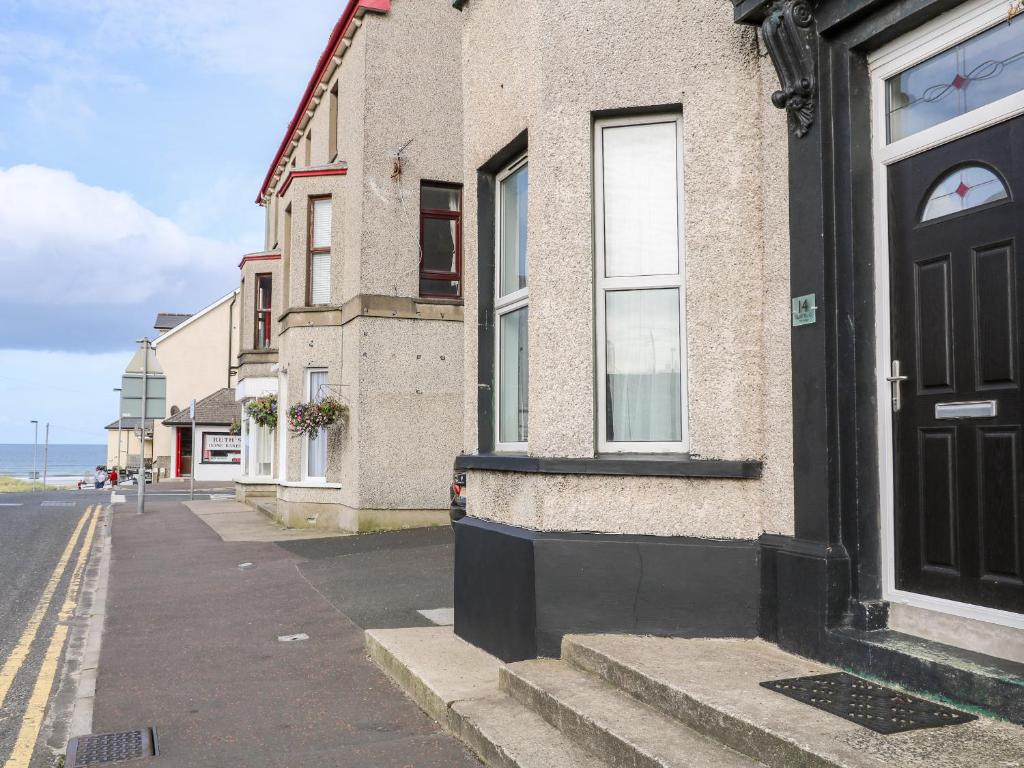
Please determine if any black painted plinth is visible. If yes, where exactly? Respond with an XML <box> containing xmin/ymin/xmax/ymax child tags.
<box><xmin>454</xmin><ymin>517</ymin><xmax>760</xmax><ymax>662</ymax></box>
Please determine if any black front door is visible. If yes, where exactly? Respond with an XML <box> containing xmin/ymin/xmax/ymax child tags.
<box><xmin>889</xmin><ymin>115</ymin><xmax>1024</xmax><ymax>614</ymax></box>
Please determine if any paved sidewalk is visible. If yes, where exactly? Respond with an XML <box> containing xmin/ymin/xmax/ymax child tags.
<box><xmin>91</xmin><ymin>501</ymin><xmax>480</xmax><ymax>768</ymax></box>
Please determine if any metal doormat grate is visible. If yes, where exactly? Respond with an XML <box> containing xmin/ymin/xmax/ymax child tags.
<box><xmin>66</xmin><ymin>727</ymin><xmax>158</xmax><ymax>765</ymax></box>
<box><xmin>760</xmin><ymin>672</ymin><xmax>977</xmax><ymax>734</ymax></box>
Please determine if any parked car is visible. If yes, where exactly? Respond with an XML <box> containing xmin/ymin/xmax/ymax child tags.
<box><xmin>449</xmin><ymin>469</ymin><xmax>466</xmax><ymax>525</ymax></box>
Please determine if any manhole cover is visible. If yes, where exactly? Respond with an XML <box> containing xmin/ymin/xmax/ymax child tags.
<box><xmin>66</xmin><ymin>727</ymin><xmax>158</xmax><ymax>765</ymax></box>
<box><xmin>761</xmin><ymin>672</ymin><xmax>977</xmax><ymax>734</ymax></box>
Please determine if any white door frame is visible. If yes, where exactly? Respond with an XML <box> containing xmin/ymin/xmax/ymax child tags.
<box><xmin>869</xmin><ymin>0</ymin><xmax>1024</xmax><ymax>629</ymax></box>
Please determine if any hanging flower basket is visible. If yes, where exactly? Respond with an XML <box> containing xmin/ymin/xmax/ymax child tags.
<box><xmin>246</xmin><ymin>395</ymin><xmax>278</xmax><ymax>431</ymax></box>
<box><xmin>288</xmin><ymin>397</ymin><xmax>347</xmax><ymax>438</ymax></box>
<box><xmin>229</xmin><ymin>419</ymin><xmax>242</xmax><ymax>435</ymax></box>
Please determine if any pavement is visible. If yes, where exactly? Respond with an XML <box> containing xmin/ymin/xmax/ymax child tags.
<box><xmin>90</xmin><ymin>499</ymin><xmax>479</xmax><ymax>767</ymax></box>
<box><xmin>0</xmin><ymin>491</ymin><xmax>107</xmax><ymax>768</ymax></box>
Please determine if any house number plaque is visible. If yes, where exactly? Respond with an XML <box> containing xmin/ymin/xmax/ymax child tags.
<box><xmin>792</xmin><ymin>294</ymin><xmax>817</xmax><ymax>326</ymax></box>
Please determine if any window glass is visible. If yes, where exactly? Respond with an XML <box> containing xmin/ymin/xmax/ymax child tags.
<box><xmin>499</xmin><ymin>307</ymin><xmax>529</xmax><ymax>444</ymax></box>
<box><xmin>605</xmin><ymin>290</ymin><xmax>682</xmax><ymax>442</ymax></box>
<box><xmin>602</xmin><ymin>121</ymin><xmax>679</xmax><ymax>277</ymax></box>
<box><xmin>422</xmin><ymin>218</ymin><xmax>457</xmax><ymax>273</ymax></box>
<box><xmin>312</xmin><ymin>198</ymin><xmax>332</xmax><ymax>248</ymax></box>
<box><xmin>306</xmin><ymin>370</ymin><xmax>328</xmax><ymax>478</ymax></box>
<box><xmin>421</xmin><ymin>186</ymin><xmax>460</xmax><ymax>211</ymax></box>
<box><xmin>419</xmin><ymin>278</ymin><xmax>459</xmax><ymax>297</ymax></box>
<box><xmin>499</xmin><ymin>164</ymin><xmax>528</xmax><ymax>297</ymax></box>
<box><xmin>887</xmin><ymin>22</ymin><xmax>1024</xmax><ymax>142</ymax></box>
<box><xmin>921</xmin><ymin>165</ymin><xmax>1009</xmax><ymax>222</ymax></box>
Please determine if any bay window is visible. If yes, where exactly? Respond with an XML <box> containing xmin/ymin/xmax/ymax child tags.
<box><xmin>594</xmin><ymin>114</ymin><xmax>687</xmax><ymax>453</ymax></box>
<box><xmin>495</xmin><ymin>154</ymin><xmax>529</xmax><ymax>450</ymax></box>
<box><xmin>308</xmin><ymin>196</ymin><xmax>331</xmax><ymax>305</ymax></box>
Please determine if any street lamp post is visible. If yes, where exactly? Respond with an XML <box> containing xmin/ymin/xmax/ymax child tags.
<box><xmin>30</xmin><ymin>420</ymin><xmax>38</xmax><ymax>492</ymax></box>
<box><xmin>42</xmin><ymin>423</ymin><xmax>49</xmax><ymax>490</ymax></box>
<box><xmin>113</xmin><ymin>387</ymin><xmax>123</xmax><ymax>473</ymax></box>
<box><xmin>137</xmin><ymin>337</ymin><xmax>150</xmax><ymax>515</ymax></box>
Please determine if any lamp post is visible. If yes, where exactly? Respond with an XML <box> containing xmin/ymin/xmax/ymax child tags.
<box><xmin>113</xmin><ymin>388</ymin><xmax>123</xmax><ymax>473</ymax></box>
<box><xmin>42</xmin><ymin>423</ymin><xmax>49</xmax><ymax>490</ymax></box>
<box><xmin>137</xmin><ymin>337</ymin><xmax>150</xmax><ymax>515</ymax></box>
<box><xmin>30</xmin><ymin>420</ymin><xmax>38</xmax><ymax>492</ymax></box>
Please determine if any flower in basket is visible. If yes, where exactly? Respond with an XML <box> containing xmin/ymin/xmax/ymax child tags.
<box><xmin>246</xmin><ymin>395</ymin><xmax>278</xmax><ymax>431</ymax></box>
<box><xmin>287</xmin><ymin>397</ymin><xmax>347</xmax><ymax>438</ymax></box>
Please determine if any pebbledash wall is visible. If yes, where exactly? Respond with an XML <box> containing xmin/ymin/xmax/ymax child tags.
<box><xmin>249</xmin><ymin>0</ymin><xmax>464</xmax><ymax>532</ymax></box>
<box><xmin>452</xmin><ymin>0</ymin><xmax>794</xmax><ymax>661</ymax></box>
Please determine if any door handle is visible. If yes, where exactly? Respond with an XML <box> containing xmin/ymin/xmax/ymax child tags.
<box><xmin>886</xmin><ymin>360</ymin><xmax>909</xmax><ymax>413</ymax></box>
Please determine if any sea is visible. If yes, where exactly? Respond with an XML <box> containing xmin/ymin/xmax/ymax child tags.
<box><xmin>0</xmin><ymin>443</ymin><xmax>107</xmax><ymax>482</ymax></box>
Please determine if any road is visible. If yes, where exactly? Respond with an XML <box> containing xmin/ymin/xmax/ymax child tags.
<box><xmin>0</xmin><ymin>489</ymin><xmax>107</xmax><ymax>768</ymax></box>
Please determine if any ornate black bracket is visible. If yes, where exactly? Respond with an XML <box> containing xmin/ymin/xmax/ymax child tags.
<box><xmin>761</xmin><ymin>0</ymin><xmax>817</xmax><ymax>138</ymax></box>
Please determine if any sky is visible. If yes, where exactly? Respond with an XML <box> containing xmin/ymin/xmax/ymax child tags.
<box><xmin>0</xmin><ymin>0</ymin><xmax>342</xmax><ymax>444</ymax></box>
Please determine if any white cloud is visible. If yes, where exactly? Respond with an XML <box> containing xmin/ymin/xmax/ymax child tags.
<box><xmin>32</xmin><ymin>0</ymin><xmax>341</xmax><ymax>85</ymax></box>
<box><xmin>0</xmin><ymin>165</ymin><xmax>237</xmax><ymax>306</ymax></box>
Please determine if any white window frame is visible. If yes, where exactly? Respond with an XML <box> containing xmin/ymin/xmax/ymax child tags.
<box><xmin>869</xmin><ymin>0</ymin><xmax>1024</xmax><ymax>629</ymax></box>
<box><xmin>494</xmin><ymin>153</ymin><xmax>530</xmax><ymax>452</ymax></box>
<box><xmin>302</xmin><ymin>367</ymin><xmax>328</xmax><ymax>482</ymax></box>
<box><xmin>594</xmin><ymin>113</ymin><xmax>688</xmax><ymax>454</ymax></box>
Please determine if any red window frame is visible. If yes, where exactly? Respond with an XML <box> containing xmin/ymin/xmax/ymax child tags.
<box><xmin>419</xmin><ymin>182</ymin><xmax>463</xmax><ymax>299</ymax></box>
<box><xmin>255</xmin><ymin>273</ymin><xmax>273</xmax><ymax>349</ymax></box>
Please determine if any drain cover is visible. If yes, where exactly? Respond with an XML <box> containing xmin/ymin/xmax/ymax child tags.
<box><xmin>66</xmin><ymin>727</ymin><xmax>158</xmax><ymax>765</ymax></box>
<box><xmin>761</xmin><ymin>672</ymin><xmax>977</xmax><ymax>734</ymax></box>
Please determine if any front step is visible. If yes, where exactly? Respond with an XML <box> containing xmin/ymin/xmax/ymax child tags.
<box><xmin>366</xmin><ymin>627</ymin><xmax>613</xmax><ymax>768</ymax></box>
<box><xmin>501</xmin><ymin>660</ymin><xmax>762</xmax><ymax>768</ymax></box>
<box><xmin>561</xmin><ymin>634</ymin><xmax>1024</xmax><ymax>768</ymax></box>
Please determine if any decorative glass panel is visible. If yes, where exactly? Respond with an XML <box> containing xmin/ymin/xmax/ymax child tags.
<box><xmin>605</xmin><ymin>289</ymin><xmax>682</xmax><ymax>442</ymax></box>
<box><xmin>921</xmin><ymin>165</ymin><xmax>1008</xmax><ymax>222</ymax></box>
<box><xmin>499</xmin><ymin>164</ymin><xmax>528</xmax><ymax>297</ymax></box>
<box><xmin>312</xmin><ymin>198</ymin><xmax>332</xmax><ymax>248</ymax></box>
<box><xmin>499</xmin><ymin>307</ymin><xmax>529</xmax><ymax>444</ymax></box>
<box><xmin>602</xmin><ymin>121</ymin><xmax>680</xmax><ymax>277</ymax></box>
<box><xmin>422</xmin><ymin>217</ymin><xmax>457</xmax><ymax>272</ymax></box>
<box><xmin>421</xmin><ymin>185</ymin><xmax>460</xmax><ymax>211</ymax></box>
<box><xmin>887</xmin><ymin>22</ymin><xmax>1024</xmax><ymax>142</ymax></box>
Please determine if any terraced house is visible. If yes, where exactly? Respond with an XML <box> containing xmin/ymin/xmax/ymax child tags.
<box><xmin>234</xmin><ymin>0</ymin><xmax>464</xmax><ymax>532</ymax></box>
<box><xmin>437</xmin><ymin>0</ymin><xmax>1024</xmax><ymax>745</ymax></box>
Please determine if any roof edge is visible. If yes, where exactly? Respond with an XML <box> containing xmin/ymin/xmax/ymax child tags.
<box><xmin>255</xmin><ymin>0</ymin><xmax>391</xmax><ymax>204</ymax></box>
<box><xmin>152</xmin><ymin>289</ymin><xmax>239</xmax><ymax>347</ymax></box>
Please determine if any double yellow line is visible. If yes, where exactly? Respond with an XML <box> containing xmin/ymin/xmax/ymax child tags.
<box><xmin>1</xmin><ymin>504</ymin><xmax>101</xmax><ymax>768</ymax></box>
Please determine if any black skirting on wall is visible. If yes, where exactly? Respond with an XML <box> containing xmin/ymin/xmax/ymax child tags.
<box><xmin>453</xmin><ymin>516</ymin><xmax>762</xmax><ymax>662</ymax></box>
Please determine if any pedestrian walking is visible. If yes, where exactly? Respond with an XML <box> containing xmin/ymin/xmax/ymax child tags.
<box><xmin>109</xmin><ymin>467</ymin><xmax>119</xmax><ymax>487</ymax></box>
<box><xmin>94</xmin><ymin>466</ymin><xmax>107</xmax><ymax>489</ymax></box>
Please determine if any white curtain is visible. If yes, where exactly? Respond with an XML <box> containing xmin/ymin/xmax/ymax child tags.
<box><xmin>605</xmin><ymin>290</ymin><xmax>681</xmax><ymax>442</ymax></box>
<box><xmin>306</xmin><ymin>370</ymin><xmax>328</xmax><ymax>478</ymax></box>
<box><xmin>499</xmin><ymin>308</ymin><xmax>529</xmax><ymax>444</ymax></box>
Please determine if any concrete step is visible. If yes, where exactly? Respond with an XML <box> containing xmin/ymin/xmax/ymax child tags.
<box><xmin>501</xmin><ymin>659</ymin><xmax>764</xmax><ymax>768</ymax></box>
<box><xmin>450</xmin><ymin>694</ymin><xmax>614</xmax><ymax>768</ymax></box>
<box><xmin>561</xmin><ymin>634</ymin><xmax>1024</xmax><ymax>768</ymax></box>
<box><xmin>828</xmin><ymin>626</ymin><xmax>1024</xmax><ymax>725</ymax></box>
<box><xmin>366</xmin><ymin>626</ymin><xmax>613</xmax><ymax>768</ymax></box>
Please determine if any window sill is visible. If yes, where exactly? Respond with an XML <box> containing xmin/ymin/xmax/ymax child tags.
<box><xmin>454</xmin><ymin>452</ymin><xmax>761</xmax><ymax>479</ymax></box>
<box><xmin>278</xmin><ymin>480</ymin><xmax>342</xmax><ymax>489</ymax></box>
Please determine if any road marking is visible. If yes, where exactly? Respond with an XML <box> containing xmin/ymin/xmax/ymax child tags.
<box><xmin>0</xmin><ymin>506</ymin><xmax>93</xmax><ymax>707</ymax></box>
<box><xmin>60</xmin><ymin>505</ymin><xmax>101</xmax><ymax>620</ymax></box>
<box><xmin>0</xmin><ymin>503</ymin><xmax>23</xmax><ymax>507</ymax></box>
<box><xmin>3</xmin><ymin>623</ymin><xmax>69</xmax><ymax>768</ymax></box>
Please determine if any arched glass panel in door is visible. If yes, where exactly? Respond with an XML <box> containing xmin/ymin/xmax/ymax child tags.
<box><xmin>921</xmin><ymin>165</ymin><xmax>1009</xmax><ymax>222</ymax></box>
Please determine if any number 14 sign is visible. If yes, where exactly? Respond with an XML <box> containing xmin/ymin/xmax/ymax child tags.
<box><xmin>792</xmin><ymin>294</ymin><xmax>817</xmax><ymax>327</ymax></box>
